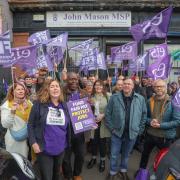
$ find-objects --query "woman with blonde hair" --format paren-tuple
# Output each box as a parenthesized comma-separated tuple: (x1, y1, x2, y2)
(1, 82, 32, 158)
(28, 79, 70, 180)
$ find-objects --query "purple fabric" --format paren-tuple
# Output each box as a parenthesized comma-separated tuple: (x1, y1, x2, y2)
(68, 92, 81, 101)
(69, 39, 93, 52)
(11, 45, 38, 75)
(96, 52, 107, 70)
(106, 55, 112, 64)
(129, 6, 173, 42)
(67, 97, 96, 134)
(135, 168, 150, 180)
(147, 54, 171, 80)
(114, 66, 119, 78)
(79, 48, 98, 71)
(129, 52, 149, 72)
(148, 43, 168, 62)
(47, 32, 68, 48)
(111, 41, 138, 63)
(46, 46, 64, 65)
(0, 31, 12, 65)
(28, 30, 50, 45)
(172, 88, 180, 111)
(80, 49, 106, 71)
(36, 45, 54, 72)
(44, 103, 68, 156)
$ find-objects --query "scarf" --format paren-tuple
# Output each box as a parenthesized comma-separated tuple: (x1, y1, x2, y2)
(8, 99, 32, 122)
(150, 94, 169, 119)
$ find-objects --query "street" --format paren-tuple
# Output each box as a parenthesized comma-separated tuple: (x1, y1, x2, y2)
(81, 150, 156, 180)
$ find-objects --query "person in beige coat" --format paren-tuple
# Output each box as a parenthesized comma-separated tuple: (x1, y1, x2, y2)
(87, 80, 111, 173)
(1, 82, 32, 158)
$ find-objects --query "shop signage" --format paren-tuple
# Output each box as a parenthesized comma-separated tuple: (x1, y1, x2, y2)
(46, 11, 131, 27)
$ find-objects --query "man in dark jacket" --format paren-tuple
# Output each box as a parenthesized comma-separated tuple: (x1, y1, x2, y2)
(62, 72, 87, 180)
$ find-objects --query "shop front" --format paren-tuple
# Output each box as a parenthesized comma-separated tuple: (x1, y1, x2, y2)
(9, 1, 180, 80)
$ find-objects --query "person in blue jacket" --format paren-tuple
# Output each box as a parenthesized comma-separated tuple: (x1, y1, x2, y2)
(105, 78, 147, 180)
(139, 79, 180, 170)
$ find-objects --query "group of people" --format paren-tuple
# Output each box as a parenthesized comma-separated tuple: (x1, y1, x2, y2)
(0, 67, 180, 180)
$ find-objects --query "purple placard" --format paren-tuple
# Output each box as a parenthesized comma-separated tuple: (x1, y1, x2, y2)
(67, 97, 97, 134)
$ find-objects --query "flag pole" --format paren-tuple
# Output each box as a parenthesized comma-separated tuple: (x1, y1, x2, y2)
(96, 68, 99, 80)
(11, 66, 16, 98)
(120, 62, 122, 75)
(63, 44, 68, 71)
(61, 44, 68, 82)
(53, 48, 56, 80)
(106, 68, 112, 93)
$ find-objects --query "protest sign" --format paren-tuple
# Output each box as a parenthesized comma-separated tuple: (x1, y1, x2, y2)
(67, 98, 97, 134)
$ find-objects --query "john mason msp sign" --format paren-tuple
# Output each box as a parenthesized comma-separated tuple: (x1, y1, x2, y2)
(46, 11, 131, 27)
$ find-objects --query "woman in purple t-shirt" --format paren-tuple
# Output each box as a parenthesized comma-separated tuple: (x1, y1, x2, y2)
(28, 79, 70, 180)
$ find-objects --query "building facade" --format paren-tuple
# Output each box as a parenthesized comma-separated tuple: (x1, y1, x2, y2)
(7, 0, 180, 81)
(0, 0, 13, 82)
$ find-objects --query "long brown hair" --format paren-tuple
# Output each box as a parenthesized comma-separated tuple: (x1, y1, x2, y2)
(37, 79, 64, 103)
(6, 82, 28, 101)
(92, 80, 107, 97)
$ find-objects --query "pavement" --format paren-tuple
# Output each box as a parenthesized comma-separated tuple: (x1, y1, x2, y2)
(81, 150, 156, 180)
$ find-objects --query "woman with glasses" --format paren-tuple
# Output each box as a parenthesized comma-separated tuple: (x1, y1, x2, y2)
(28, 79, 70, 180)
(87, 80, 111, 173)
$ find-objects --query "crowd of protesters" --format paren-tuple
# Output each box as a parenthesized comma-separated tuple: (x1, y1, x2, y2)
(0, 67, 180, 180)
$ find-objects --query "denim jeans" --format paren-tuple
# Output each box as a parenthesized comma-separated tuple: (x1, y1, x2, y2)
(110, 134, 136, 175)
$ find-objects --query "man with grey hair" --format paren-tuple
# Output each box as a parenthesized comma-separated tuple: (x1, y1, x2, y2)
(139, 79, 180, 170)
(105, 78, 147, 180)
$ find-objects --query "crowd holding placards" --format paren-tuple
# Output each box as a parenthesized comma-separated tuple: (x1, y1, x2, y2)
(0, 69, 180, 180)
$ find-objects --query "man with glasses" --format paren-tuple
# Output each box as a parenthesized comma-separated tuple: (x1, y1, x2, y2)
(138, 79, 180, 170)
(105, 78, 147, 180)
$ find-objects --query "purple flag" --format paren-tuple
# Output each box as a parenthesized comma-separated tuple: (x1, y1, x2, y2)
(129, 52, 149, 72)
(13, 45, 38, 75)
(80, 48, 98, 71)
(67, 98, 97, 134)
(148, 43, 168, 62)
(96, 52, 107, 70)
(36, 45, 54, 72)
(129, 6, 173, 42)
(47, 32, 68, 48)
(46, 46, 63, 65)
(147, 54, 171, 80)
(79, 49, 106, 71)
(0, 31, 12, 65)
(106, 55, 112, 65)
(70, 39, 93, 52)
(114, 66, 119, 79)
(111, 41, 138, 63)
(28, 30, 50, 45)
(172, 88, 180, 111)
